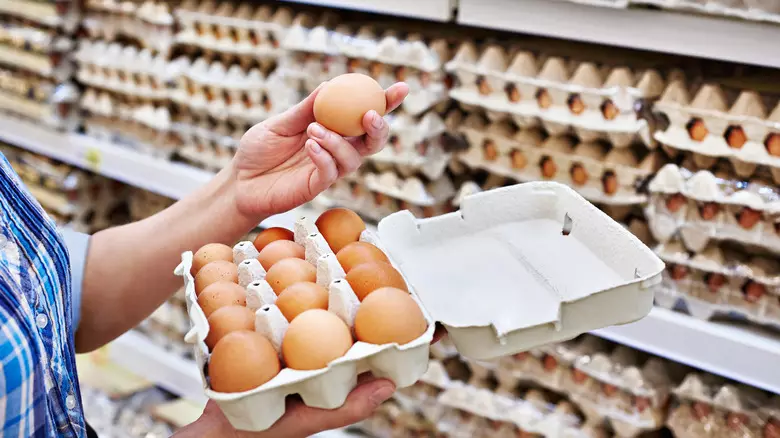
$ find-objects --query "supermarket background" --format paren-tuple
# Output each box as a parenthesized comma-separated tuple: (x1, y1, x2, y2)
(4, 0, 780, 436)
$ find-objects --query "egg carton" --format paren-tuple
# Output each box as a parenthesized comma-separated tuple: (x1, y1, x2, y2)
(446, 44, 665, 144)
(645, 164, 780, 254)
(0, 89, 79, 130)
(362, 171, 455, 208)
(74, 41, 177, 100)
(632, 0, 780, 24)
(668, 373, 770, 438)
(654, 81, 780, 175)
(171, 119, 243, 151)
(0, 66, 79, 104)
(459, 116, 661, 206)
(0, 40, 74, 82)
(0, 0, 80, 31)
(438, 382, 590, 438)
(177, 141, 233, 172)
(177, 181, 662, 431)
(83, 0, 174, 52)
(0, 21, 73, 55)
(175, 1, 291, 56)
(325, 179, 452, 223)
(653, 240, 780, 326)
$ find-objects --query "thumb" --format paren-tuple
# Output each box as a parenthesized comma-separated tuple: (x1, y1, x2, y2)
(269, 377, 395, 438)
(263, 82, 326, 137)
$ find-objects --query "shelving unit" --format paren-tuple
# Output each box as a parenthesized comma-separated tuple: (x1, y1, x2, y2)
(457, 0, 780, 69)
(279, 0, 455, 21)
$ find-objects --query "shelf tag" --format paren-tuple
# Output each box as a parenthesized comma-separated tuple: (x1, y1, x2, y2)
(83, 148, 102, 172)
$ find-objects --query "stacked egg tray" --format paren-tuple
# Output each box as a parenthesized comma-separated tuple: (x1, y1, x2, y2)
(653, 81, 780, 180)
(457, 113, 664, 207)
(0, 12, 79, 129)
(0, 0, 80, 31)
(560, 0, 780, 24)
(445, 43, 670, 147)
(83, 0, 175, 54)
(279, 14, 451, 116)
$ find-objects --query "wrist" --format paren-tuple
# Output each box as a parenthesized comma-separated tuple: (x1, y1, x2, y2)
(214, 164, 266, 235)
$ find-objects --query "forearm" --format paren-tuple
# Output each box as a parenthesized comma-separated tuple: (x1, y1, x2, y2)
(75, 166, 262, 352)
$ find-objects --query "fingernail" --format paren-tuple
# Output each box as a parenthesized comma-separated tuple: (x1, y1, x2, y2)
(370, 111, 383, 130)
(307, 139, 322, 154)
(369, 383, 395, 407)
(310, 123, 326, 139)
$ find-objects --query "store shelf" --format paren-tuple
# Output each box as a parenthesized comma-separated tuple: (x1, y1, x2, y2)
(279, 0, 455, 21)
(593, 307, 780, 394)
(457, 0, 780, 69)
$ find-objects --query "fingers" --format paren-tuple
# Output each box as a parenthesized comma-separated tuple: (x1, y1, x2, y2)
(270, 378, 395, 438)
(305, 139, 339, 194)
(307, 123, 362, 176)
(262, 82, 327, 137)
(385, 82, 409, 113)
(350, 110, 389, 156)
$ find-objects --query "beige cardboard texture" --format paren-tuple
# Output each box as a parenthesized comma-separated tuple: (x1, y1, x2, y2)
(176, 181, 663, 431)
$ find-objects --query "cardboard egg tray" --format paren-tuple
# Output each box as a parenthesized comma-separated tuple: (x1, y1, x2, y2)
(370, 110, 453, 180)
(0, 39, 73, 82)
(0, 0, 80, 31)
(84, 0, 174, 53)
(654, 81, 780, 177)
(176, 182, 663, 431)
(173, 2, 291, 59)
(459, 115, 662, 206)
(633, 0, 780, 24)
(653, 240, 780, 327)
(667, 373, 772, 438)
(645, 164, 780, 254)
(446, 43, 666, 145)
(0, 89, 78, 130)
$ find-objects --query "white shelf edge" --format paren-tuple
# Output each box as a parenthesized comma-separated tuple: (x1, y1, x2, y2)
(458, 0, 780, 69)
(279, 0, 454, 21)
(593, 307, 780, 394)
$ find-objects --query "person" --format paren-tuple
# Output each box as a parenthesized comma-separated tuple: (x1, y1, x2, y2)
(0, 81, 410, 437)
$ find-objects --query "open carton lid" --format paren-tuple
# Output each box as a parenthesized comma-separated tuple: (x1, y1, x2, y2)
(378, 182, 664, 360)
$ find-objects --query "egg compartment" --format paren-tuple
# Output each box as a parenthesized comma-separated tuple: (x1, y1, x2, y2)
(363, 170, 456, 208)
(653, 239, 780, 326)
(654, 81, 780, 171)
(0, 0, 80, 31)
(668, 373, 769, 438)
(178, 221, 438, 432)
(458, 117, 660, 206)
(446, 44, 665, 144)
(74, 40, 174, 101)
(174, 3, 291, 60)
(83, 0, 174, 53)
(438, 382, 589, 438)
(632, 0, 780, 24)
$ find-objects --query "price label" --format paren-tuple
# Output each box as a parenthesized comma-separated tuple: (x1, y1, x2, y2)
(83, 147, 102, 172)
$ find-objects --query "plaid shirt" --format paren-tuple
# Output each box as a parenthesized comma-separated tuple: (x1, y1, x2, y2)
(0, 152, 86, 437)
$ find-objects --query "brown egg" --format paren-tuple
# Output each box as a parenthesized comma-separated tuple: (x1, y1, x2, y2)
(315, 208, 366, 253)
(540, 157, 557, 179)
(197, 281, 247, 318)
(602, 171, 618, 195)
(192, 243, 233, 276)
(738, 207, 762, 230)
(194, 260, 238, 296)
(257, 240, 305, 270)
(687, 118, 708, 141)
(506, 84, 520, 103)
(670, 264, 688, 281)
(536, 89, 552, 109)
(744, 281, 765, 303)
(510, 150, 527, 170)
(282, 309, 353, 370)
(265, 258, 316, 295)
(543, 355, 558, 371)
(699, 202, 720, 220)
(313, 73, 387, 137)
(570, 164, 588, 186)
(346, 261, 408, 301)
(726, 126, 747, 149)
(766, 133, 780, 157)
(336, 241, 389, 273)
(665, 193, 687, 213)
(692, 402, 711, 421)
(482, 140, 498, 162)
(477, 76, 492, 96)
(276, 282, 328, 321)
(705, 273, 726, 293)
(567, 94, 585, 115)
(355, 287, 427, 345)
(601, 99, 618, 120)
(209, 330, 280, 393)
(253, 227, 294, 252)
(204, 305, 255, 350)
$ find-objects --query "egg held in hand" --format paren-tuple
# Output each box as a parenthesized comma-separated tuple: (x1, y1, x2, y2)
(191, 243, 233, 276)
(276, 282, 328, 322)
(209, 330, 281, 393)
(194, 260, 238, 296)
(253, 227, 294, 252)
(282, 309, 353, 370)
(313, 73, 387, 137)
(336, 241, 389, 273)
(315, 208, 366, 254)
(346, 260, 408, 301)
(257, 240, 305, 270)
(204, 305, 255, 351)
(265, 258, 317, 295)
(197, 281, 247, 318)
(355, 287, 428, 345)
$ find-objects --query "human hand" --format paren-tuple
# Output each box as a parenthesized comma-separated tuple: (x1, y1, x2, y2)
(231, 81, 409, 221)
(183, 375, 395, 438)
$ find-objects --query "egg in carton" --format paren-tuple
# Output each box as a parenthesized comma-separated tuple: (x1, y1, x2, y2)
(504, 390, 587, 438)
(760, 396, 780, 438)
(447, 45, 511, 117)
(570, 347, 636, 425)
(667, 373, 735, 437)
(655, 82, 780, 178)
